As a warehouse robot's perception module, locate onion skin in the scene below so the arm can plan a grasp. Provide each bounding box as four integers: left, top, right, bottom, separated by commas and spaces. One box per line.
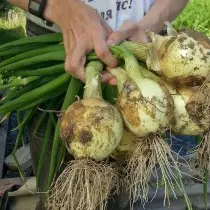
60, 98, 123, 161
147, 29, 210, 87
53, 61, 122, 210
171, 87, 210, 135
109, 54, 173, 138
141, 67, 210, 135
117, 79, 173, 137
111, 129, 135, 163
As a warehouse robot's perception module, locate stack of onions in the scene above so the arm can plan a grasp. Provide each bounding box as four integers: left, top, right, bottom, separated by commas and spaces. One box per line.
141, 56, 210, 178
122, 23, 210, 182
48, 61, 123, 210
140, 68, 210, 135
108, 47, 188, 205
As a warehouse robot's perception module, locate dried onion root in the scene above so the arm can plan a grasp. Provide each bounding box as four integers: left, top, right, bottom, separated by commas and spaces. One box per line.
196, 132, 210, 173
48, 159, 119, 210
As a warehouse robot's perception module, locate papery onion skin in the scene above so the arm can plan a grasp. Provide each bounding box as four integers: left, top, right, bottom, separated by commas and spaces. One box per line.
147, 29, 210, 87
60, 98, 123, 161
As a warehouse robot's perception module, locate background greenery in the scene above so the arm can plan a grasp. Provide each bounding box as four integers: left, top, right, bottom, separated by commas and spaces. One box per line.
0, 0, 13, 13
173, 0, 210, 37
0, 2, 26, 45
0, 0, 209, 45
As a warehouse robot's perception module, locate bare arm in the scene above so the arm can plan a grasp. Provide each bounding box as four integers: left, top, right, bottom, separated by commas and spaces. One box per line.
7, 0, 28, 11
139, 0, 189, 33
108, 0, 189, 44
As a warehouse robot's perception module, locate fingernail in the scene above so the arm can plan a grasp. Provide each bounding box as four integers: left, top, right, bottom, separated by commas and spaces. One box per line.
107, 39, 115, 46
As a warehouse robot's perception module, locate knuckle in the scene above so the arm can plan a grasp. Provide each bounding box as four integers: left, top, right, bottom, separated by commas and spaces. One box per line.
65, 60, 77, 73
92, 24, 103, 32
109, 61, 118, 68
76, 33, 87, 43
69, 62, 78, 72
110, 32, 121, 41
96, 47, 108, 58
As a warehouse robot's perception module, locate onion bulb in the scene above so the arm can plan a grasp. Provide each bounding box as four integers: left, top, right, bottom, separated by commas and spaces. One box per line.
141, 68, 210, 135
109, 48, 173, 137
122, 23, 210, 87
109, 61, 190, 206
48, 61, 123, 210
111, 129, 135, 164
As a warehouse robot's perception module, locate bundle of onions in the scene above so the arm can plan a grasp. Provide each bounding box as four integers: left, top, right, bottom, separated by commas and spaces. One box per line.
108, 52, 188, 205
48, 61, 123, 210
122, 23, 210, 87
141, 68, 210, 135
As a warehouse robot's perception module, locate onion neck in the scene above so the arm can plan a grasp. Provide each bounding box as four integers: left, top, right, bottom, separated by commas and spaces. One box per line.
121, 41, 149, 62
141, 67, 160, 81
109, 67, 128, 93
110, 46, 145, 85
83, 61, 103, 99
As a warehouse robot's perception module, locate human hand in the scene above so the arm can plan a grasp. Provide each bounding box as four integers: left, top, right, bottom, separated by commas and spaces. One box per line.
44, 0, 118, 82
108, 20, 150, 45
105, 20, 151, 85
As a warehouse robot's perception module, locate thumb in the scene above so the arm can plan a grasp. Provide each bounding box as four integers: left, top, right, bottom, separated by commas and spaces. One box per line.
107, 31, 128, 46
107, 21, 138, 45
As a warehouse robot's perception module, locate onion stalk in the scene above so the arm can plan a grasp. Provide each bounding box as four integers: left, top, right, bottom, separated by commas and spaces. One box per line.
109, 65, 190, 206
48, 61, 123, 210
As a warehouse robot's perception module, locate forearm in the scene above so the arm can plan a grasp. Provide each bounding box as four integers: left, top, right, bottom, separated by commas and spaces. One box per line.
139, 0, 189, 33
7, 0, 29, 11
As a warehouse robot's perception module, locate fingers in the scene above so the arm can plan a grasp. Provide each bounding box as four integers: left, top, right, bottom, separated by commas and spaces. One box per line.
101, 71, 113, 83
93, 26, 118, 68
108, 78, 117, 86
107, 21, 139, 45
100, 17, 113, 35
63, 22, 118, 83
101, 71, 117, 86
67, 42, 87, 82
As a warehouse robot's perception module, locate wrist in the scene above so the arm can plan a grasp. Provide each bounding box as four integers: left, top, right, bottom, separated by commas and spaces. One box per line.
43, 0, 60, 22
138, 17, 162, 34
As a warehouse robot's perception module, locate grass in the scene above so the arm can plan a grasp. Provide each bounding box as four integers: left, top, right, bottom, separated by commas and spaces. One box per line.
173, 0, 210, 37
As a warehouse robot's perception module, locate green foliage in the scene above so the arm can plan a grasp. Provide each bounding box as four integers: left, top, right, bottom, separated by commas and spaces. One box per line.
0, 0, 13, 13
0, 9, 26, 44
173, 0, 210, 37
0, 25, 26, 45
